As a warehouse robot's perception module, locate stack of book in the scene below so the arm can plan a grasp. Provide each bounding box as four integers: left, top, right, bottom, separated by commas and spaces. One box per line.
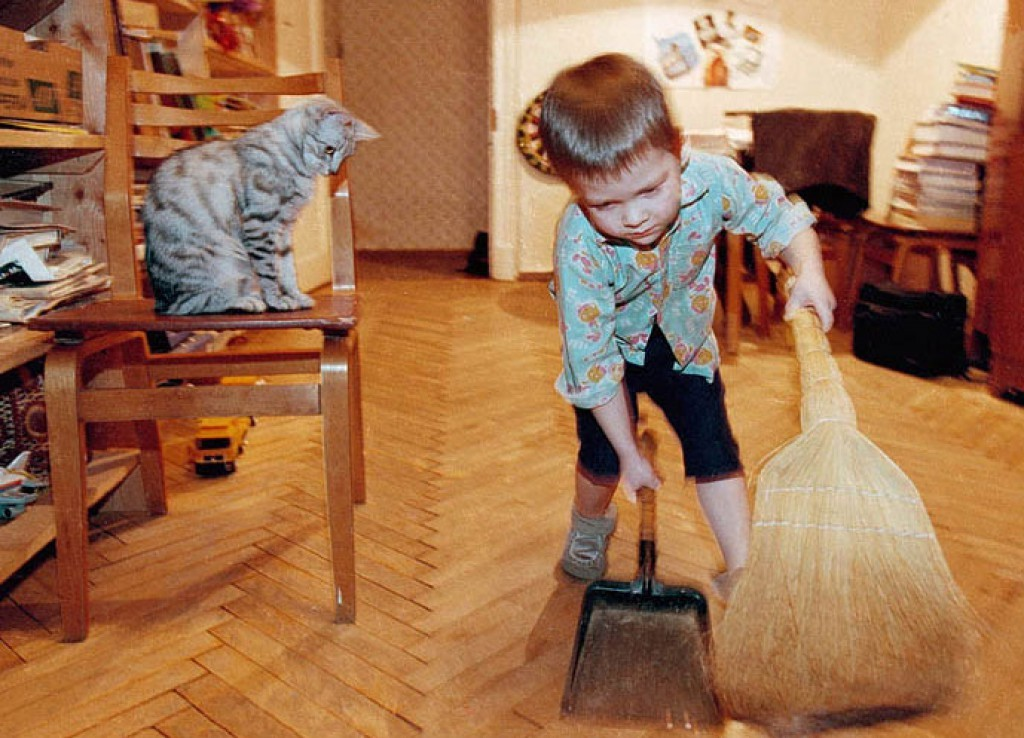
888, 63, 997, 233
0, 224, 111, 324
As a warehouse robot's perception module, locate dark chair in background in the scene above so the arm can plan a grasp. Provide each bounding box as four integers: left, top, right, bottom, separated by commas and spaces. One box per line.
749, 108, 877, 329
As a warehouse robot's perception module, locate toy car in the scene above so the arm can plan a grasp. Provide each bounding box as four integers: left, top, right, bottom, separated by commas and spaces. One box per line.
0, 452, 43, 521
188, 416, 254, 476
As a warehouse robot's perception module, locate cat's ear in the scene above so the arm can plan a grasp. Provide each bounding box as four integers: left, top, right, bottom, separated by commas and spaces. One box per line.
350, 117, 379, 142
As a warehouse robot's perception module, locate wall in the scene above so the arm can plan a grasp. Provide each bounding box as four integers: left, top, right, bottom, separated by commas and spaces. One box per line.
492, 0, 1006, 278
328, 1, 490, 252
874, 1, 1005, 211
275, 0, 334, 290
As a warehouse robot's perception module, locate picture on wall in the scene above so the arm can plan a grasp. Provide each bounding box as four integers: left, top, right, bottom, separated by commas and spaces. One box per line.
646, 1, 780, 89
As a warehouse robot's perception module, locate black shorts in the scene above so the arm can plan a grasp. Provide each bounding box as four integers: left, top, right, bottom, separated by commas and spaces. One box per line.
574, 325, 742, 483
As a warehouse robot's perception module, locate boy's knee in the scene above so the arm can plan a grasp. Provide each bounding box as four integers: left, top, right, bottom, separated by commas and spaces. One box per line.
576, 461, 619, 489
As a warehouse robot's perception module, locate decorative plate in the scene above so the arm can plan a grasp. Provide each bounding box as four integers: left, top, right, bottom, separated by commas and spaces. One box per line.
515, 91, 554, 176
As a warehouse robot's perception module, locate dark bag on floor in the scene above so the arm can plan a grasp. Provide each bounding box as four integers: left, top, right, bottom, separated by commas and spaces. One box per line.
853, 281, 968, 377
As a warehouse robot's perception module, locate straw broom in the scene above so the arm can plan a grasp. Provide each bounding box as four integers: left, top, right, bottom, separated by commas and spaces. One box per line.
713, 308, 979, 730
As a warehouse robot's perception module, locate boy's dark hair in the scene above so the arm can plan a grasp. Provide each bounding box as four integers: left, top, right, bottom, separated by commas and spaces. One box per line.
538, 53, 681, 183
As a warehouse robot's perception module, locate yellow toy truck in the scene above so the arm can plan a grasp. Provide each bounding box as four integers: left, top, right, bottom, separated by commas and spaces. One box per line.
188, 416, 253, 476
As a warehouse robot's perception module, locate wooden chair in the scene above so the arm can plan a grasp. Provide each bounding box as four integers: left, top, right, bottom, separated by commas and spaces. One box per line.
29, 55, 365, 641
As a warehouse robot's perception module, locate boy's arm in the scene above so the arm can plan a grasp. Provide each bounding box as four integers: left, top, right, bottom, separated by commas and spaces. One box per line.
590, 383, 661, 502
777, 227, 837, 331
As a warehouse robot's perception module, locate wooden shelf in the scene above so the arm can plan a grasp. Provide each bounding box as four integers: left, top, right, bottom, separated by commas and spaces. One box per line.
206, 45, 274, 77
150, 0, 200, 14
0, 328, 50, 375
0, 450, 139, 586
0, 129, 105, 177
0, 129, 104, 150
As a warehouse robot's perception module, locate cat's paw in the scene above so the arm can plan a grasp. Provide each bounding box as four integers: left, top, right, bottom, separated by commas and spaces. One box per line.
266, 292, 314, 311
227, 295, 267, 313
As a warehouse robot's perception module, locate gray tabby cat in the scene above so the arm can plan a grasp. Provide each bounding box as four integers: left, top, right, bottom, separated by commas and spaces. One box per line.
143, 100, 377, 315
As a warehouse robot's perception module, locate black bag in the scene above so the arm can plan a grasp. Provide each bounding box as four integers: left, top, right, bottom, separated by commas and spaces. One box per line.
853, 281, 968, 377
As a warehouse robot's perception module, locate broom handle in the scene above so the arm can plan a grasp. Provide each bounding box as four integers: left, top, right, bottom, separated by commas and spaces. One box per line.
788, 308, 857, 429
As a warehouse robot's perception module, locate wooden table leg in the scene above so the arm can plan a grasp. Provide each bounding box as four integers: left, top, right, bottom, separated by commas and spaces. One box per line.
725, 232, 744, 357
936, 247, 955, 293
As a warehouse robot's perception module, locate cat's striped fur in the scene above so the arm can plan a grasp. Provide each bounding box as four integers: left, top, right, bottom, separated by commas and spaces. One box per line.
143, 100, 377, 315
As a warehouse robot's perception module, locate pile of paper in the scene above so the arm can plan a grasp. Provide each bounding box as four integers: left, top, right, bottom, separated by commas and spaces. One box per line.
0, 227, 111, 323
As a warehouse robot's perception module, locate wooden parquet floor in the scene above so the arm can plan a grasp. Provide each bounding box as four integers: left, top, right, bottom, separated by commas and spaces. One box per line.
2, 251, 1023, 737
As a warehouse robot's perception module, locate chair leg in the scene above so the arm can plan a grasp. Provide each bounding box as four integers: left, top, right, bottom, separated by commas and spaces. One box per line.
349, 330, 366, 505
120, 337, 167, 515
45, 346, 91, 642
321, 333, 357, 623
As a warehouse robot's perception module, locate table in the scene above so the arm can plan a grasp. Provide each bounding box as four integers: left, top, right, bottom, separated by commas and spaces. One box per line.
854, 211, 979, 295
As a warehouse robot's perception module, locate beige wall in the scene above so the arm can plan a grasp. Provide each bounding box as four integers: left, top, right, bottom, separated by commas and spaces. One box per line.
874, 1, 1005, 211
491, 0, 1006, 278
275, 0, 334, 290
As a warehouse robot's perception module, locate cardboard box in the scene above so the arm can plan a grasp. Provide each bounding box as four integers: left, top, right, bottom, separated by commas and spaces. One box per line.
0, 25, 83, 124
0, 0, 65, 32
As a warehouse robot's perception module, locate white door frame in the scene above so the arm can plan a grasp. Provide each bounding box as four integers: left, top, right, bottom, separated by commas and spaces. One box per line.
488, 0, 521, 280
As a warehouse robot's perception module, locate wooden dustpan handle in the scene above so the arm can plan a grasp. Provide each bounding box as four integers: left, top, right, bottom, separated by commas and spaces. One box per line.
637, 431, 658, 592
637, 430, 658, 542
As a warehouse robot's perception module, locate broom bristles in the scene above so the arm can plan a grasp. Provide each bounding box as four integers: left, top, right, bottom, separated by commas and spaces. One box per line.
713, 310, 979, 726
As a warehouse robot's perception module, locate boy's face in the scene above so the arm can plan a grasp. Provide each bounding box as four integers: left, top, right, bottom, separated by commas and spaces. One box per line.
573, 147, 682, 249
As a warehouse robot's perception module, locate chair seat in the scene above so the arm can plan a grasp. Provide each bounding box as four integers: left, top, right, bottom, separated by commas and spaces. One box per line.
29, 292, 357, 337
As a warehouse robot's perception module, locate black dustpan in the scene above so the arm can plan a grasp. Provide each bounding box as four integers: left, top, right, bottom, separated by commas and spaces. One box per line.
561, 484, 720, 728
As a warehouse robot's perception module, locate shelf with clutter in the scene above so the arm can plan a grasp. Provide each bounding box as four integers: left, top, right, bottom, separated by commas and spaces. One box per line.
0, 0, 124, 591
117, 0, 276, 78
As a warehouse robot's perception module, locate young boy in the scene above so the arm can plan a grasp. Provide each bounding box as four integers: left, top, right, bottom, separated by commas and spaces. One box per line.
538, 53, 835, 599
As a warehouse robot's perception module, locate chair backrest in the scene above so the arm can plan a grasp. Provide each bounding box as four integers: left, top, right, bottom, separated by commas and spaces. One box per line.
103, 54, 350, 300
749, 108, 876, 219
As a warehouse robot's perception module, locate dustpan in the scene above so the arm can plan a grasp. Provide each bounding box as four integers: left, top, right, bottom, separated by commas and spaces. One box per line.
561, 443, 721, 728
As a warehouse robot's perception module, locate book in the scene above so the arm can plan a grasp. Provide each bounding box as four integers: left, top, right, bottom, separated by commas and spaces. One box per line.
912, 122, 989, 149
956, 62, 998, 84
892, 182, 978, 207
924, 101, 993, 129
953, 82, 996, 107
895, 156, 979, 179
890, 185, 977, 213
0, 223, 70, 252
888, 209, 977, 234
893, 167, 980, 195
908, 140, 988, 162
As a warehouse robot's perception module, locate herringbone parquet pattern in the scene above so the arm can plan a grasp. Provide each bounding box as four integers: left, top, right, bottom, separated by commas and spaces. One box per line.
1, 252, 1023, 737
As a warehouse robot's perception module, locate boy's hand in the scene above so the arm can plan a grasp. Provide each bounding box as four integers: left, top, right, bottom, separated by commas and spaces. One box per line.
619, 452, 661, 504
785, 269, 836, 332
778, 228, 837, 331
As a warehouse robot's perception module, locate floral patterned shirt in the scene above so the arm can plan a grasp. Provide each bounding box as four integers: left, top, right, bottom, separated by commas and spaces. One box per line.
552, 151, 815, 409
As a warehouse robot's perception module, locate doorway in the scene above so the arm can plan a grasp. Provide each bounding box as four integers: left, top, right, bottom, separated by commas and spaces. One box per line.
325, 2, 490, 254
